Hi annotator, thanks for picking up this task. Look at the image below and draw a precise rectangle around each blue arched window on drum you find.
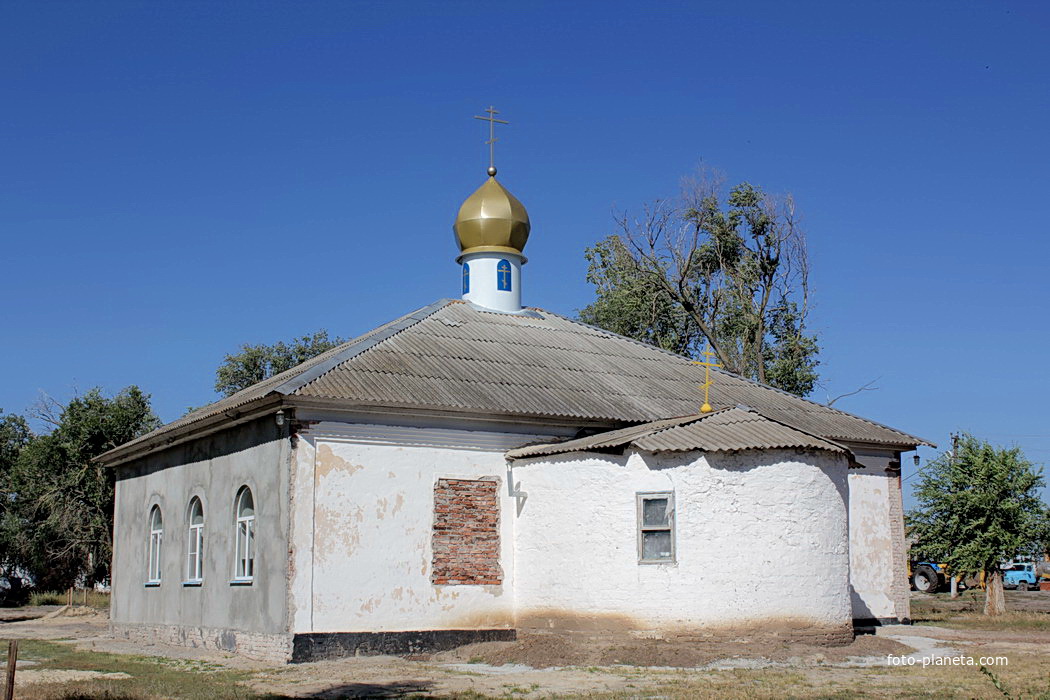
[462,263,470,294]
[496,259,512,291]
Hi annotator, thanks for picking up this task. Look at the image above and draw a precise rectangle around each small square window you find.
[637,492,675,564]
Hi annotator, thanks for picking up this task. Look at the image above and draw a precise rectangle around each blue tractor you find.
[910,561,948,593]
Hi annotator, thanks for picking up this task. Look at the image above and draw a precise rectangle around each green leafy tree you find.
[908,434,1047,615]
[214,330,346,397]
[579,236,703,355]
[2,387,160,589]
[0,412,31,475]
[579,170,820,396]
[1032,505,1050,560]
[0,411,31,584]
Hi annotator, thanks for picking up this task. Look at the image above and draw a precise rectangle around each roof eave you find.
[285,395,619,430]
[834,437,937,451]
[96,394,285,468]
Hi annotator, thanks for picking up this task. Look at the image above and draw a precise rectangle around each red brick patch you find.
[431,478,502,585]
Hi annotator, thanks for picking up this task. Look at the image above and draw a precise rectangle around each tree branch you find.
[826,378,881,407]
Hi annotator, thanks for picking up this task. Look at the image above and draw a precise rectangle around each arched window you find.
[147,505,163,584]
[496,259,512,291]
[462,263,470,294]
[234,487,255,581]
[186,497,204,583]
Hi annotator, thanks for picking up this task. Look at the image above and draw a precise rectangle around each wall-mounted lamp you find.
[275,409,286,427]
[913,454,920,467]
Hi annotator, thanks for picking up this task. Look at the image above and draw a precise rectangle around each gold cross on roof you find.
[474,106,509,172]
[690,344,722,413]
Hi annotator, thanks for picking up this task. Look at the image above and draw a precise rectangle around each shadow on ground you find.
[262,681,433,699]
[44,683,434,700]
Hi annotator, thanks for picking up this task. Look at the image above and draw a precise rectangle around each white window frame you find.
[233,487,255,583]
[636,492,676,564]
[147,505,163,584]
[185,497,204,584]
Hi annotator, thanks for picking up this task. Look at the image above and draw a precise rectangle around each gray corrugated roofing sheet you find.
[98,302,442,462]
[293,300,926,446]
[506,408,848,459]
[99,298,929,465]
[634,409,847,454]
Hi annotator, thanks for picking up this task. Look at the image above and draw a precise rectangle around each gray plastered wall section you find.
[110,416,291,637]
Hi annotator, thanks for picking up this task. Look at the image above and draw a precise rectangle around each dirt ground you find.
[1,591,1049,698]
[433,628,910,669]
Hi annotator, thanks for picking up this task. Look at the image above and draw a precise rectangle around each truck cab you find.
[1003,563,1039,591]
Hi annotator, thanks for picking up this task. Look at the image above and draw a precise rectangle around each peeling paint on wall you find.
[316,444,364,479]
[848,449,906,621]
[301,423,540,633]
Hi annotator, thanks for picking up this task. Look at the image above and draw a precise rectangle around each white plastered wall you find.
[287,420,555,634]
[847,447,908,622]
[511,448,852,631]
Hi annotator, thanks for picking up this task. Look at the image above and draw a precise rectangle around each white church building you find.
[100,162,928,662]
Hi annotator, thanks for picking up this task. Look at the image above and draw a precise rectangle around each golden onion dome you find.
[453,172,530,258]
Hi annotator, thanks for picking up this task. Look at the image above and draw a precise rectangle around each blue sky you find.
[2,1,1048,506]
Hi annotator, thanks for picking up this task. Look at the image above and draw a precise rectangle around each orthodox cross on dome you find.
[691,344,722,413]
[473,105,509,176]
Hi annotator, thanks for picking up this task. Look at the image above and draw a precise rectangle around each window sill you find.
[182,580,203,587]
[229,578,254,586]
[144,581,161,588]
[638,560,677,566]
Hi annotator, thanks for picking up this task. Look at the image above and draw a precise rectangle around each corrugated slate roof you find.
[505,407,849,459]
[99,298,929,465]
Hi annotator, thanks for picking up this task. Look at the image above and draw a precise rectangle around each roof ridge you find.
[275,298,457,395]
[732,406,850,454]
[641,408,730,439]
[102,298,458,462]
[507,405,848,460]
[538,308,931,447]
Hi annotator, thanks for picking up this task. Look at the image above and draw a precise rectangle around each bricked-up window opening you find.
[637,492,675,563]
[431,478,503,585]
[147,505,163,583]
[234,487,255,581]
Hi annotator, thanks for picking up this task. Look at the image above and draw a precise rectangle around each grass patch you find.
[911,590,1050,631]
[27,590,110,610]
[927,611,1050,632]
[12,639,260,700]
[27,592,66,606]
[5,639,1050,700]
[630,654,1050,699]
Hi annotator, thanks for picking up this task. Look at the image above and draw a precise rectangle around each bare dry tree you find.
[595,166,818,394]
